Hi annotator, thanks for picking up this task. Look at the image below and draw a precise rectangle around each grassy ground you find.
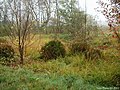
[0,55,120,90]
[0,34,120,90]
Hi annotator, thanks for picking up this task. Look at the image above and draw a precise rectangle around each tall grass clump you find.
[70,41,102,60]
[70,42,89,54]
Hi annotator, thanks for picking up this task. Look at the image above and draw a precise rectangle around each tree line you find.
[0,0,100,64]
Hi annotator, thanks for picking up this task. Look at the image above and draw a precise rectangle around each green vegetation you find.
[70,42,102,60]
[0,33,120,89]
[0,39,15,64]
[0,44,14,59]
[0,38,7,44]
[40,40,66,60]
[0,0,120,89]
[0,64,96,90]
[0,54,120,90]
[70,42,89,54]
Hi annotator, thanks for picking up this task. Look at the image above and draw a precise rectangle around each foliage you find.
[0,38,7,44]
[0,38,15,65]
[0,0,120,89]
[0,24,8,36]
[57,34,72,41]
[81,59,120,87]
[40,40,66,60]
[0,0,51,64]
[97,0,120,24]
[97,0,120,41]
[70,42,89,54]
[0,52,120,89]
[70,41,102,60]
[85,48,102,60]
[0,43,14,60]
[58,0,86,36]
[111,74,120,87]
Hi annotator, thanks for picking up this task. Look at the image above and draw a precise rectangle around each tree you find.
[0,0,51,64]
[57,0,86,37]
[57,0,97,43]
[46,0,99,43]
[97,0,120,42]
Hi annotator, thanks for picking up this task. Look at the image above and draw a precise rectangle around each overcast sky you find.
[79,0,108,25]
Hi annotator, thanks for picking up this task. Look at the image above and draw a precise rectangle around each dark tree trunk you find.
[19,45,24,64]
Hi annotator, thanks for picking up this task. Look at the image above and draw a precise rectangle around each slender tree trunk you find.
[19,48,24,64]
[19,44,24,64]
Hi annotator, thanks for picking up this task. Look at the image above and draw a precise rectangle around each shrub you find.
[70,42,90,54]
[70,42,102,60]
[40,40,66,60]
[85,48,102,60]
[0,43,14,60]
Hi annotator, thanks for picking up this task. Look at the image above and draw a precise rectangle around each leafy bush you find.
[0,43,14,60]
[40,40,66,60]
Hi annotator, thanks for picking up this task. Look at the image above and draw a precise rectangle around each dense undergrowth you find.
[0,54,120,90]
[0,34,120,90]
